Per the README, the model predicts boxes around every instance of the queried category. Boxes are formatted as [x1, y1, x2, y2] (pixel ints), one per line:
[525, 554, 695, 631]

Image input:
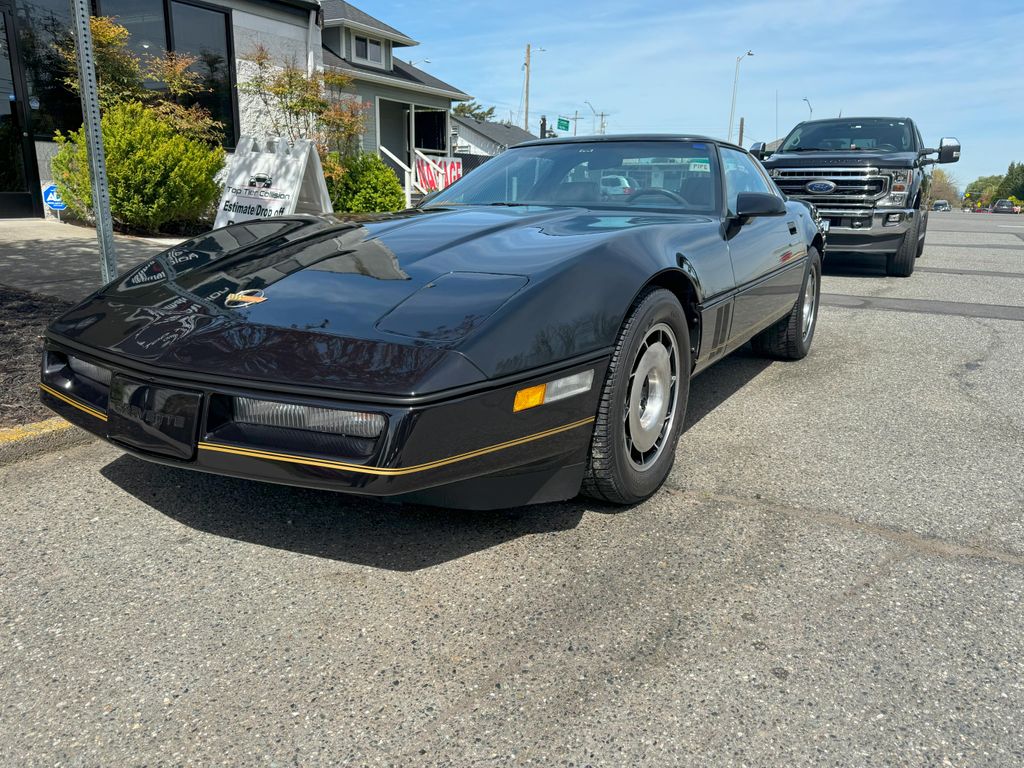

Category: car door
[720, 146, 806, 346]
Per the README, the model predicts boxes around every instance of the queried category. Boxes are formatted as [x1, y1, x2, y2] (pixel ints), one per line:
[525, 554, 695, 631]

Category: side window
[720, 147, 776, 213]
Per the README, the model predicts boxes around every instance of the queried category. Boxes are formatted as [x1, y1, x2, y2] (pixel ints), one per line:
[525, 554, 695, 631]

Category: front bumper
[40, 339, 606, 510]
[817, 208, 918, 254]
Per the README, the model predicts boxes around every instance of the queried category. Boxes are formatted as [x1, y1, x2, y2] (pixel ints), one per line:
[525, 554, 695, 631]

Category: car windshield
[423, 140, 720, 213]
[780, 119, 914, 152]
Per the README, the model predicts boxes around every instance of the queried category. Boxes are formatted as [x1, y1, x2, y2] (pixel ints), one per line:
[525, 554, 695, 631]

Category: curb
[0, 417, 97, 466]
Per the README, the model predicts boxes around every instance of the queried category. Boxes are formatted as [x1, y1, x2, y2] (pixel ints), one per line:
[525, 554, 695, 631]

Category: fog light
[233, 397, 385, 438]
[886, 213, 902, 225]
[68, 355, 112, 385]
[514, 370, 594, 412]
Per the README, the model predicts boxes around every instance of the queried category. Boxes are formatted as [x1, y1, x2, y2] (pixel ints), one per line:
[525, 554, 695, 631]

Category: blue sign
[43, 184, 67, 211]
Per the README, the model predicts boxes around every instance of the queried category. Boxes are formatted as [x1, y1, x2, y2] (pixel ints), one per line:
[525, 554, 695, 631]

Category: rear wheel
[886, 214, 919, 277]
[752, 246, 821, 361]
[583, 288, 690, 505]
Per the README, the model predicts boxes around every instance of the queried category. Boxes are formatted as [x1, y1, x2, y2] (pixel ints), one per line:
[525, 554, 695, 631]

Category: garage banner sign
[415, 157, 463, 192]
[214, 137, 333, 228]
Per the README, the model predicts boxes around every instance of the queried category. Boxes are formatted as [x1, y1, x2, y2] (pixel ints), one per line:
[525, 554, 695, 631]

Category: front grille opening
[42, 350, 111, 412]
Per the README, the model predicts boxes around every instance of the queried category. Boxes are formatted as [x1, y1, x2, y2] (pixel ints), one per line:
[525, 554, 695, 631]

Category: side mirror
[735, 192, 786, 219]
[749, 142, 766, 161]
[938, 137, 961, 164]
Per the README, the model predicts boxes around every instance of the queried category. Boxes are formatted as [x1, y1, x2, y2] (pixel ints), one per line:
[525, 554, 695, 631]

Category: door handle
[787, 221, 798, 235]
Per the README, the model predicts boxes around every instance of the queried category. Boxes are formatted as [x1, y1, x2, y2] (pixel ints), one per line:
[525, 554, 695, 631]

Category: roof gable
[320, 1, 418, 46]
[452, 115, 536, 148]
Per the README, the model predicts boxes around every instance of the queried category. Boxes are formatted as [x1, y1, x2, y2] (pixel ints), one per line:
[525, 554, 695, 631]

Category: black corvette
[41, 136, 825, 509]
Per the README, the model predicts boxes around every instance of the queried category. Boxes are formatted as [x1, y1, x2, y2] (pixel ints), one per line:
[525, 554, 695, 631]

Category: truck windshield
[780, 119, 914, 152]
[422, 140, 721, 213]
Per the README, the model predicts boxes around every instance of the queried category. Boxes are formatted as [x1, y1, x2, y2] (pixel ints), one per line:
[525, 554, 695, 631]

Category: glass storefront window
[99, 0, 167, 58]
[13, 0, 82, 140]
[170, 1, 236, 146]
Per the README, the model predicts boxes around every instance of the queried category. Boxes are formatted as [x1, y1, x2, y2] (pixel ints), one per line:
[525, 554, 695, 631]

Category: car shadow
[99, 346, 772, 570]
[684, 345, 773, 432]
[822, 251, 890, 278]
[100, 455, 587, 571]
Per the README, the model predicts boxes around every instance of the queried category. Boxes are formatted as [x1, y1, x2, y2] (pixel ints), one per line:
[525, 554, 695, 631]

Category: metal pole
[727, 51, 752, 143]
[523, 44, 530, 132]
[70, 0, 117, 284]
[573, 109, 578, 136]
[738, 117, 744, 147]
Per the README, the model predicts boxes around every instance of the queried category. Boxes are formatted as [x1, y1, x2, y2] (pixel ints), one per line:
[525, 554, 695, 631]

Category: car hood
[763, 151, 920, 169]
[48, 208, 685, 396]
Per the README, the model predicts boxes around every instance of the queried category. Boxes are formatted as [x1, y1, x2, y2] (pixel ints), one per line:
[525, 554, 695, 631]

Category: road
[2, 212, 1023, 766]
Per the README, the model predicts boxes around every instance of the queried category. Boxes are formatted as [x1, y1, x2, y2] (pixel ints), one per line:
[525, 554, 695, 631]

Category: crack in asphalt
[671, 488, 1024, 569]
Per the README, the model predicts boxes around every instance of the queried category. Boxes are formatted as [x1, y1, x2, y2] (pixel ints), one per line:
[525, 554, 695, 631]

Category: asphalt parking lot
[2, 212, 1022, 766]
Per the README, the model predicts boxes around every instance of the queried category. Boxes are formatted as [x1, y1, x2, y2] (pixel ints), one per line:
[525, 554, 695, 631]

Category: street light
[409, 58, 431, 67]
[727, 50, 753, 144]
[802, 97, 813, 120]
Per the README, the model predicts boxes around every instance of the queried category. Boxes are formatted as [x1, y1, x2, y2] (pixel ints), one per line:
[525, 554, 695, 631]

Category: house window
[353, 35, 382, 64]
[95, 0, 238, 147]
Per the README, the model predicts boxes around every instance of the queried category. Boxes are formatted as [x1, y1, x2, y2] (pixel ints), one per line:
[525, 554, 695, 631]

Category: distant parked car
[932, 200, 951, 211]
[992, 199, 1015, 214]
[601, 175, 634, 199]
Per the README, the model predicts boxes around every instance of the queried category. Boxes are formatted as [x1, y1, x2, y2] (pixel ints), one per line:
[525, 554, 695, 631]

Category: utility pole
[738, 117, 745, 147]
[727, 50, 753, 143]
[571, 109, 580, 136]
[523, 44, 530, 132]
[71, 0, 117, 283]
[775, 90, 778, 142]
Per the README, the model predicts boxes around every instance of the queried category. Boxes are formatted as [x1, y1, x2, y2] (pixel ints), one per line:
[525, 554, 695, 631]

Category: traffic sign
[557, 117, 570, 132]
[43, 184, 67, 211]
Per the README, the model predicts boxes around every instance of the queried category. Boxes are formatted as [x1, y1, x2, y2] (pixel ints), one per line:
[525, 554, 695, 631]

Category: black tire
[582, 288, 690, 505]
[915, 211, 928, 258]
[886, 214, 919, 277]
[752, 246, 821, 361]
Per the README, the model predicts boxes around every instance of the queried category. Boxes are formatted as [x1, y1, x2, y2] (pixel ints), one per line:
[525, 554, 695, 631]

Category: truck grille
[772, 167, 889, 218]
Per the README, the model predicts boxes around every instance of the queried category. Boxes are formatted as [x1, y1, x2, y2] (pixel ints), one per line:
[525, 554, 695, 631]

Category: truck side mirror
[749, 142, 766, 161]
[938, 137, 960, 164]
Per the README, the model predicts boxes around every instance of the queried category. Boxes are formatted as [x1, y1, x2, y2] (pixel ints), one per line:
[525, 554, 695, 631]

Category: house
[452, 115, 536, 157]
[319, 1, 470, 179]
[1, 0, 323, 218]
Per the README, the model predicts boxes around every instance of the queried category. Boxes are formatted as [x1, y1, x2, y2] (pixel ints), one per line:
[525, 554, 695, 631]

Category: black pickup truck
[752, 118, 960, 276]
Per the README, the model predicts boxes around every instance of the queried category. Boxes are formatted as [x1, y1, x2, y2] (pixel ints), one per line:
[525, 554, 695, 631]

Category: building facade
[319, 1, 469, 182]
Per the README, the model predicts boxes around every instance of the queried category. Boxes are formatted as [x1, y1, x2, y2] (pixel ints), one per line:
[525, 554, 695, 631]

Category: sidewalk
[0, 218, 182, 302]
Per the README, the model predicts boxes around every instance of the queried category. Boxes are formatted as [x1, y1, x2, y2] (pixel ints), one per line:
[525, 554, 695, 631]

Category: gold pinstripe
[198, 416, 596, 476]
[39, 383, 108, 422]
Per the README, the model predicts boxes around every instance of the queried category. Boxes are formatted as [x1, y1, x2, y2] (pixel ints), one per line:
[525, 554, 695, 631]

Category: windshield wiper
[483, 201, 533, 207]
[785, 147, 833, 152]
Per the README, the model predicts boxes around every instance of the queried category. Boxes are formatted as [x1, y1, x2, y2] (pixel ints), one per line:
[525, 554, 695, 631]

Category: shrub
[328, 152, 406, 214]
[52, 101, 224, 234]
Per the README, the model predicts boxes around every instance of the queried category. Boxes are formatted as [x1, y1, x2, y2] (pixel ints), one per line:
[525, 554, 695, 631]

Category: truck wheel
[915, 211, 928, 258]
[752, 246, 821, 361]
[886, 215, 919, 277]
[582, 288, 690, 505]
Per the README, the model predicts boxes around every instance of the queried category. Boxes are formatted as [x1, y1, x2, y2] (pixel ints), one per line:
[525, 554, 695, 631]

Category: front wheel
[752, 246, 821, 361]
[886, 214, 919, 277]
[582, 288, 690, 505]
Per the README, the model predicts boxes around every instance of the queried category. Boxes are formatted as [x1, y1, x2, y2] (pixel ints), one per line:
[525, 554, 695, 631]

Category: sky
[363, 0, 1023, 189]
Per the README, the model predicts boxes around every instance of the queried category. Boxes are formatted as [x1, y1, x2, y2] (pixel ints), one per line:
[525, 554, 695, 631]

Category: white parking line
[996, 224, 1024, 228]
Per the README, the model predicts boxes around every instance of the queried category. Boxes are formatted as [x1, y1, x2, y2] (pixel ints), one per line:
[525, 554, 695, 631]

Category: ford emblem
[806, 179, 837, 194]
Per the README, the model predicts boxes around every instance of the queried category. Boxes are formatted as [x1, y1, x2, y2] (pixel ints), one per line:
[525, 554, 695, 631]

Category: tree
[55, 16, 222, 144]
[930, 168, 959, 204]
[453, 100, 496, 121]
[965, 174, 1004, 207]
[238, 44, 366, 158]
[995, 161, 1024, 200]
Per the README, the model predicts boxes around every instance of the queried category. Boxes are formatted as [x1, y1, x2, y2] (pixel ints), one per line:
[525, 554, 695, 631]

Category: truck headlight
[877, 169, 912, 208]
